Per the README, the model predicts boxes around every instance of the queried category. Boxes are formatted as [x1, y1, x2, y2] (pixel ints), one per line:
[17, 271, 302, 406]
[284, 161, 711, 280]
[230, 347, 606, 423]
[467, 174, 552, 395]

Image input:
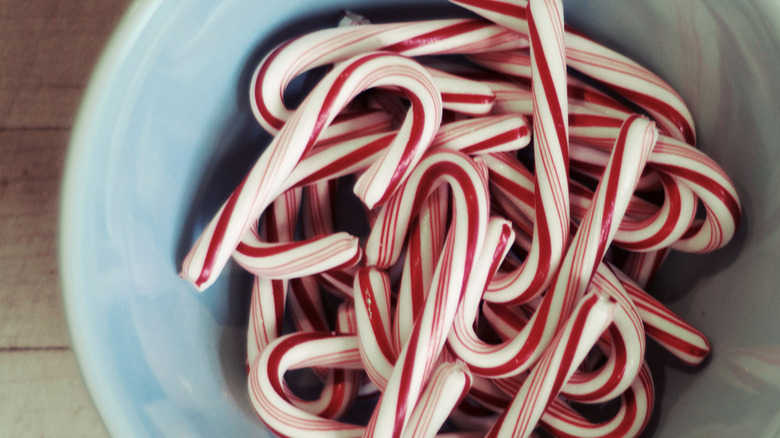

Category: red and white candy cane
[561, 263, 645, 403]
[402, 361, 473, 438]
[284, 113, 531, 199]
[181, 52, 442, 290]
[614, 264, 711, 366]
[362, 149, 490, 437]
[467, 49, 635, 122]
[432, 114, 531, 155]
[567, 133, 741, 252]
[450, 0, 696, 144]
[486, 292, 616, 438]
[652, 135, 741, 252]
[248, 332, 365, 437]
[489, 141, 692, 254]
[234, 225, 360, 279]
[448, 115, 657, 378]
[485, 262, 646, 405]
[541, 362, 655, 438]
[393, 186, 448, 351]
[354, 267, 397, 390]
[287, 303, 361, 420]
[315, 109, 394, 147]
[569, 146, 698, 253]
[480, 0, 572, 305]
[250, 18, 527, 134]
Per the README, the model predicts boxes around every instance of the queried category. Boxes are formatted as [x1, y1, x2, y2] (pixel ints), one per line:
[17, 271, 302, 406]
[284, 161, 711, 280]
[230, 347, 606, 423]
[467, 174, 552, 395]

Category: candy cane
[286, 131, 394, 190]
[393, 186, 448, 351]
[467, 50, 634, 121]
[247, 276, 287, 368]
[560, 263, 645, 403]
[613, 265, 710, 366]
[449, 0, 696, 144]
[248, 332, 365, 437]
[541, 362, 655, 438]
[486, 291, 616, 438]
[432, 114, 531, 155]
[250, 18, 527, 133]
[354, 267, 397, 390]
[402, 361, 473, 438]
[652, 135, 741, 252]
[288, 303, 362, 420]
[233, 181, 361, 279]
[234, 228, 360, 279]
[181, 52, 442, 290]
[480, 271, 642, 406]
[568, 147, 698, 252]
[567, 134, 741, 252]
[363, 149, 490, 437]
[448, 115, 657, 378]
[474, 0, 572, 305]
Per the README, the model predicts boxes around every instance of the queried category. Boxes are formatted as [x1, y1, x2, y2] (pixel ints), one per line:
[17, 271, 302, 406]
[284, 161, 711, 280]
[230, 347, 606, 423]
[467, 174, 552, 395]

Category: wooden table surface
[1, 1, 133, 436]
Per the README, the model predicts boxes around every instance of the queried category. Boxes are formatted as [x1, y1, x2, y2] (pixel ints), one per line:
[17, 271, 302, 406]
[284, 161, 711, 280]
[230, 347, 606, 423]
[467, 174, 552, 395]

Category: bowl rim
[59, 1, 164, 436]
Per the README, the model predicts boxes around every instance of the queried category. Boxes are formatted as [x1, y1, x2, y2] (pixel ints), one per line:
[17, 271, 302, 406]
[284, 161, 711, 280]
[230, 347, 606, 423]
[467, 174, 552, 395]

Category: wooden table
[1, 1, 133, 436]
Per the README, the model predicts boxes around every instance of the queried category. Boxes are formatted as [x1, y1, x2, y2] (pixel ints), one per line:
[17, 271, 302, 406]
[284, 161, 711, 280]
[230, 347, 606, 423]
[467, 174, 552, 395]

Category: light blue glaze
[60, 0, 780, 436]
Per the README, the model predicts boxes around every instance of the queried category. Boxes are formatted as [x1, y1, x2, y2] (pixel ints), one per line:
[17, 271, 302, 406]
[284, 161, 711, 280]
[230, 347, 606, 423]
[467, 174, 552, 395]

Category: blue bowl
[61, 0, 780, 436]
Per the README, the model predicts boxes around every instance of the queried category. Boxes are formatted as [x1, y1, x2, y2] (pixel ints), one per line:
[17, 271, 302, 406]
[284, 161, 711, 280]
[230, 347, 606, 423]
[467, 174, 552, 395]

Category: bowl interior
[61, 0, 780, 436]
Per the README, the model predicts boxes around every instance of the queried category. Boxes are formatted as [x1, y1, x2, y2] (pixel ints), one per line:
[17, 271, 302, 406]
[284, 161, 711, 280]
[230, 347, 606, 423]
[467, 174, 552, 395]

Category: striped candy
[176, 4, 744, 436]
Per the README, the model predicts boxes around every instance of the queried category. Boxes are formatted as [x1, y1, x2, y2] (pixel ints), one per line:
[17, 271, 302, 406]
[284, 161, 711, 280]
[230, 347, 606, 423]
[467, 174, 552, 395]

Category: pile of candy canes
[180, 0, 741, 436]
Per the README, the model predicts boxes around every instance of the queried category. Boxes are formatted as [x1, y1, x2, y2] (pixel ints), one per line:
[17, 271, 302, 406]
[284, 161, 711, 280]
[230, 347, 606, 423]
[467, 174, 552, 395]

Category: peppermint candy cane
[401, 361, 473, 438]
[287, 132, 394, 192]
[181, 52, 441, 290]
[561, 263, 645, 403]
[285, 113, 531, 199]
[247, 276, 287, 368]
[486, 292, 616, 438]
[363, 150, 490, 437]
[288, 276, 329, 333]
[393, 186, 448, 351]
[287, 275, 332, 383]
[289, 303, 361, 420]
[467, 49, 634, 121]
[432, 114, 531, 154]
[250, 18, 527, 133]
[652, 135, 741, 252]
[234, 228, 360, 279]
[541, 362, 655, 438]
[488, 0, 570, 305]
[248, 332, 364, 437]
[425, 65, 497, 116]
[449, 115, 657, 377]
[450, 0, 696, 144]
[316, 109, 394, 146]
[614, 265, 710, 366]
[569, 147, 698, 252]
[354, 267, 397, 390]
[568, 133, 741, 252]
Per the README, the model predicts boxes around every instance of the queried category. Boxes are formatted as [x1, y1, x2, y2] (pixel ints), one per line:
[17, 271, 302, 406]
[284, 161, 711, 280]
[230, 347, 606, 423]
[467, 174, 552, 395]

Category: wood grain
[0, 350, 107, 437]
[1, 0, 133, 436]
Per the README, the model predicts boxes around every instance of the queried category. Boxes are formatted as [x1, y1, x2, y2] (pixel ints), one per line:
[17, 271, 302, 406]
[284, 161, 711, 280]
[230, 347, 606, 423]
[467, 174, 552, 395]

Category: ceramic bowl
[61, 0, 780, 436]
